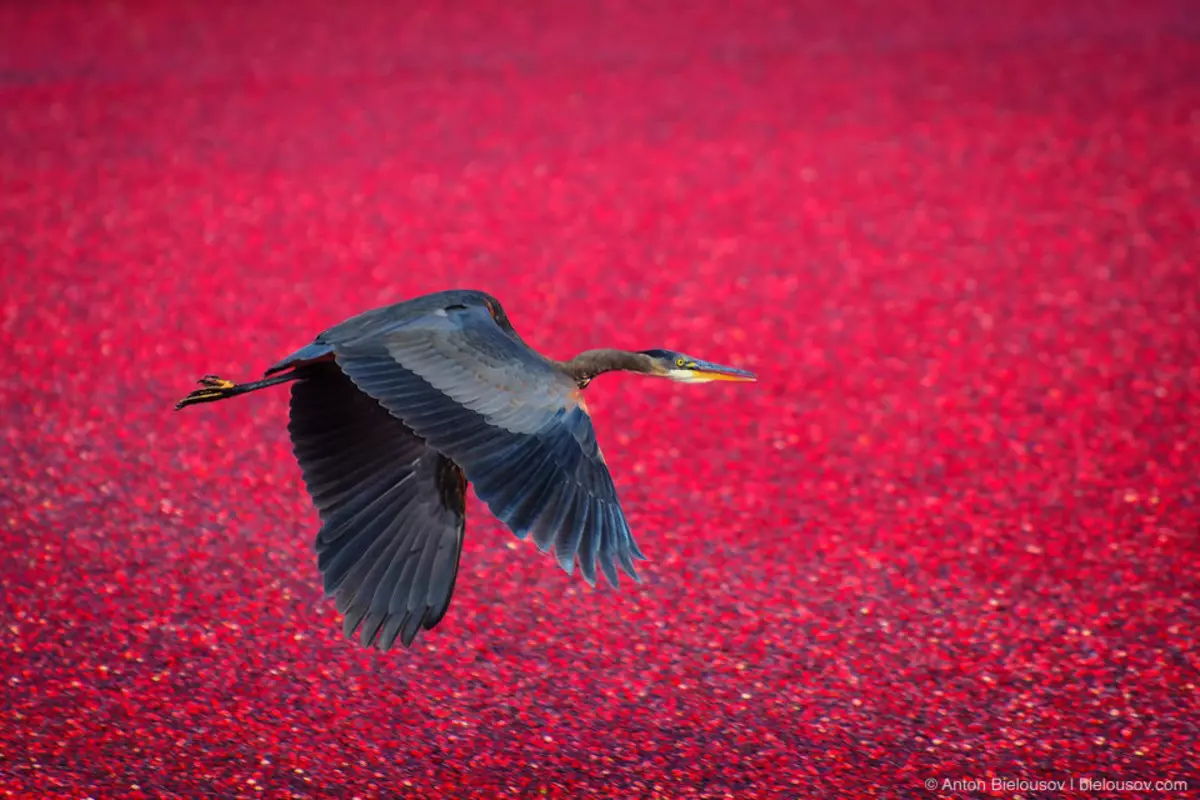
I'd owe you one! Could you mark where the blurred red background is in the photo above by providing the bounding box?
[1,0,1197,797]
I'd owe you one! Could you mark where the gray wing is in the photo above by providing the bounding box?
[288,365,466,650]
[327,301,644,587]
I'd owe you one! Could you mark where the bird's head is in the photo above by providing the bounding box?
[637,349,757,384]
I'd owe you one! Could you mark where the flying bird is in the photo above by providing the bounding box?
[176,289,756,651]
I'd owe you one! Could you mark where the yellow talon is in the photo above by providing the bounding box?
[198,375,235,390]
[176,375,241,410]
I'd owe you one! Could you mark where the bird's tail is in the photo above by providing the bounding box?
[175,372,300,410]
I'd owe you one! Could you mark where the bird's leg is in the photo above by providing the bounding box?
[175,372,299,410]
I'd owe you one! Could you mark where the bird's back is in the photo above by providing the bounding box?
[318,289,513,345]
[264,288,555,386]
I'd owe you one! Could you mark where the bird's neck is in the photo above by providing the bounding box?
[561,349,656,388]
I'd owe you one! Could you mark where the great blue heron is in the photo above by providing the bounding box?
[176,289,756,650]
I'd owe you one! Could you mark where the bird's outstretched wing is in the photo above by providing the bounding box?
[326,301,644,587]
[288,366,466,650]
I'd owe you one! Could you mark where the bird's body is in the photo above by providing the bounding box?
[178,289,755,650]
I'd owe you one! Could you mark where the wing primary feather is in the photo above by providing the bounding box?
[378,613,407,652]
[318,466,417,546]
[617,543,641,583]
[621,514,647,561]
[575,498,599,587]
[405,511,445,613]
[342,603,370,639]
[358,611,387,648]
[596,505,622,588]
[591,500,606,566]
[554,499,588,575]
[532,482,573,554]
[318,480,414,593]
[367,512,427,617]
[312,468,420,543]
[322,486,414,599]
[426,532,461,622]
[400,608,425,647]
[349,517,415,622]
[387,537,427,616]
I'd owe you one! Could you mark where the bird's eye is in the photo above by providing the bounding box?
[675,358,687,368]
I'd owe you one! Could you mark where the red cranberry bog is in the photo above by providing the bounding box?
[1,1,1196,797]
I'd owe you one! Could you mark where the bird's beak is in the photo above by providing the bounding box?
[684,359,757,383]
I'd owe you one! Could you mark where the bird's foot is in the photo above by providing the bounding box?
[198,374,235,390]
[175,375,237,410]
